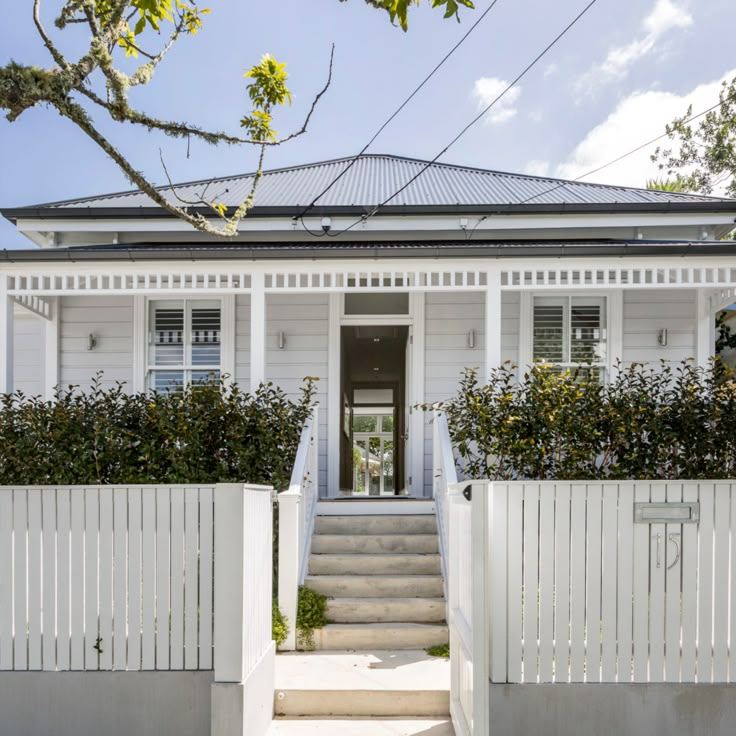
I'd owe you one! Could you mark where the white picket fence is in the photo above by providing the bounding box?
[277,406,320,651]
[0,483,273,679]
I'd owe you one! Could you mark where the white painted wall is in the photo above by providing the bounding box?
[234,294,251,387]
[264,294,329,492]
[13,310,45,397]
[622,288,697,367]
[60,296,135,391]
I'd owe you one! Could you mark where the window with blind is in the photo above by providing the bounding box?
[148,300,221,392]
[532,296,607,377]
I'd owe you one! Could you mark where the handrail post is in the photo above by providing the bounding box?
[277,491,300,651]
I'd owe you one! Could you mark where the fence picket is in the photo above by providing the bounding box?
[199,486,214,670]
[553,484,571,683]
[41,488,57,671]
[98,488,113,671]
[156,488,170,670]
[538,485,554,683]
[141,490,156,670]
[616,483,634,683]
[113,488,128,670]
[128,488,142,671]
[13,489,28,670]
[184,487,199,670]
[569,484,586,682]
[585,484,602,682]
[489,483,507,683]
[28,489,42,670]
[84,487,99,670]
[712,483,729,682]
[56,488,71,671]
[731,485,736,682]
[170,488,185,670]
[601,484,618,682]
[697,484,715,682]
[632,483,650,681]
[522,484,540,683]
[664,483,683,683]
[680,483,698,681]
[649,484,666,682]
[70,490,85,670]
[506,488,523,683]
[0,490,14,670]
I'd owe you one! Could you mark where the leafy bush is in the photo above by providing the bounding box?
[426,643,450,659]
[436,360,736,481]
[272,600,289,648]
[296,586,328,651]
[0,375,315,488]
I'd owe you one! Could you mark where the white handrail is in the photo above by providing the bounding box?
[433,410,458,599]
[277,404,319,651]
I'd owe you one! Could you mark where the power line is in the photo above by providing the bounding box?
[295,0,503,232]
[328,0,601,237]
[513,88,736,206]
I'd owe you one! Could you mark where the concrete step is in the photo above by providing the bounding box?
[269,718,455,735]
[316,500,436,516]
[305,574,444,599]
[327,597,446,624]
[311,534,439,555]
[310,553,441,576]
[314,515,437,535]
[274,650,450,718]
[312,623,449,651]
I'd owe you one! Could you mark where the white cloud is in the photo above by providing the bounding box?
[471,77,521,125]
[556,69,736,188]
[577,0,692,95]
[543,63,559,79]
[524,160,551,177]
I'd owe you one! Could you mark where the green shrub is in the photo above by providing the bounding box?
[296,586,328,651]
[426,643,450,659]
[435,360,736,481]
[0,374,316,488]
[272,600,289,648]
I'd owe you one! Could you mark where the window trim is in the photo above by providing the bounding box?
[142,296,235,391]
[520,290,622,380]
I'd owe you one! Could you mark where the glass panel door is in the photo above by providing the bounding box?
[352,410,395,496]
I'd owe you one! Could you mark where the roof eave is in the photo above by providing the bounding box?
[5,200,736,223]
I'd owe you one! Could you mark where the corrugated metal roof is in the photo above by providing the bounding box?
[26,154,732,211]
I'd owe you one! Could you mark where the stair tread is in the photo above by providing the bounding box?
[275,650,449,691]
[306,574,443,579]
[269,718,454,735]
[311,553,440,559]
[327,597,445,603]
[321,622,448,630]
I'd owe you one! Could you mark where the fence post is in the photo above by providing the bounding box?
[277,492,300,651]
[471,480,491,736]
[211,483,275,736]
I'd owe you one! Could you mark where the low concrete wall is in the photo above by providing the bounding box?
[489,683,736,736]
[0,671,213,736]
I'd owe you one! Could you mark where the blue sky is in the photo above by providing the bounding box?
[1,0,735,248]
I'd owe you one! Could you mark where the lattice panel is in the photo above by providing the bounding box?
[264,270,488,291]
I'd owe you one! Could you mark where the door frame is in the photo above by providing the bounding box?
[327,292,425,498]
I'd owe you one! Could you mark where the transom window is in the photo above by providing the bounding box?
[148,299,221,392]
[532,296,607,377]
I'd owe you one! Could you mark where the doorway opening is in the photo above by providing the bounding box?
[339,325,410,496]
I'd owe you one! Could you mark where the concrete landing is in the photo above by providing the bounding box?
[268,717,454,735]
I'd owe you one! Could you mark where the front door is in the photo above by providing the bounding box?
[339,325,409,495]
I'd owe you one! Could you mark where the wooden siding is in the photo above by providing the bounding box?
[265,294,329,492]
[60,296,134,390]
[622,288,696,367]
[13,312,45,397]
[234,294,250,387]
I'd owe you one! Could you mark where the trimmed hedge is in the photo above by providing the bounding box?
[436,360,736,481]
[0,375,315,488]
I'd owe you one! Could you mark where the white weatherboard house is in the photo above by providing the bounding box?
[4,154,736,736]
[2,154,736,497]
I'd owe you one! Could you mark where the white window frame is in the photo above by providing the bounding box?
[141,296,235,392]
[519,290,622,380]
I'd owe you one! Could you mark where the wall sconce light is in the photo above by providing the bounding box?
[468,329,476,349]
[321,217,332,234]
[87,333,97,351]
[459,217,469,230]
[657,328,668,347]
[278,331,286,349]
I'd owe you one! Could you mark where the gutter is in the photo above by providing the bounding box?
[3,241,736,263]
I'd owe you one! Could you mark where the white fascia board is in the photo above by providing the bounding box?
[14,211,736,240]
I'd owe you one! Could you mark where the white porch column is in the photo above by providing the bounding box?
[0,274,13,395]
[696,289,716,368]
[485,270,502,380]
[44,297,59,399]
[250,272,266,393]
